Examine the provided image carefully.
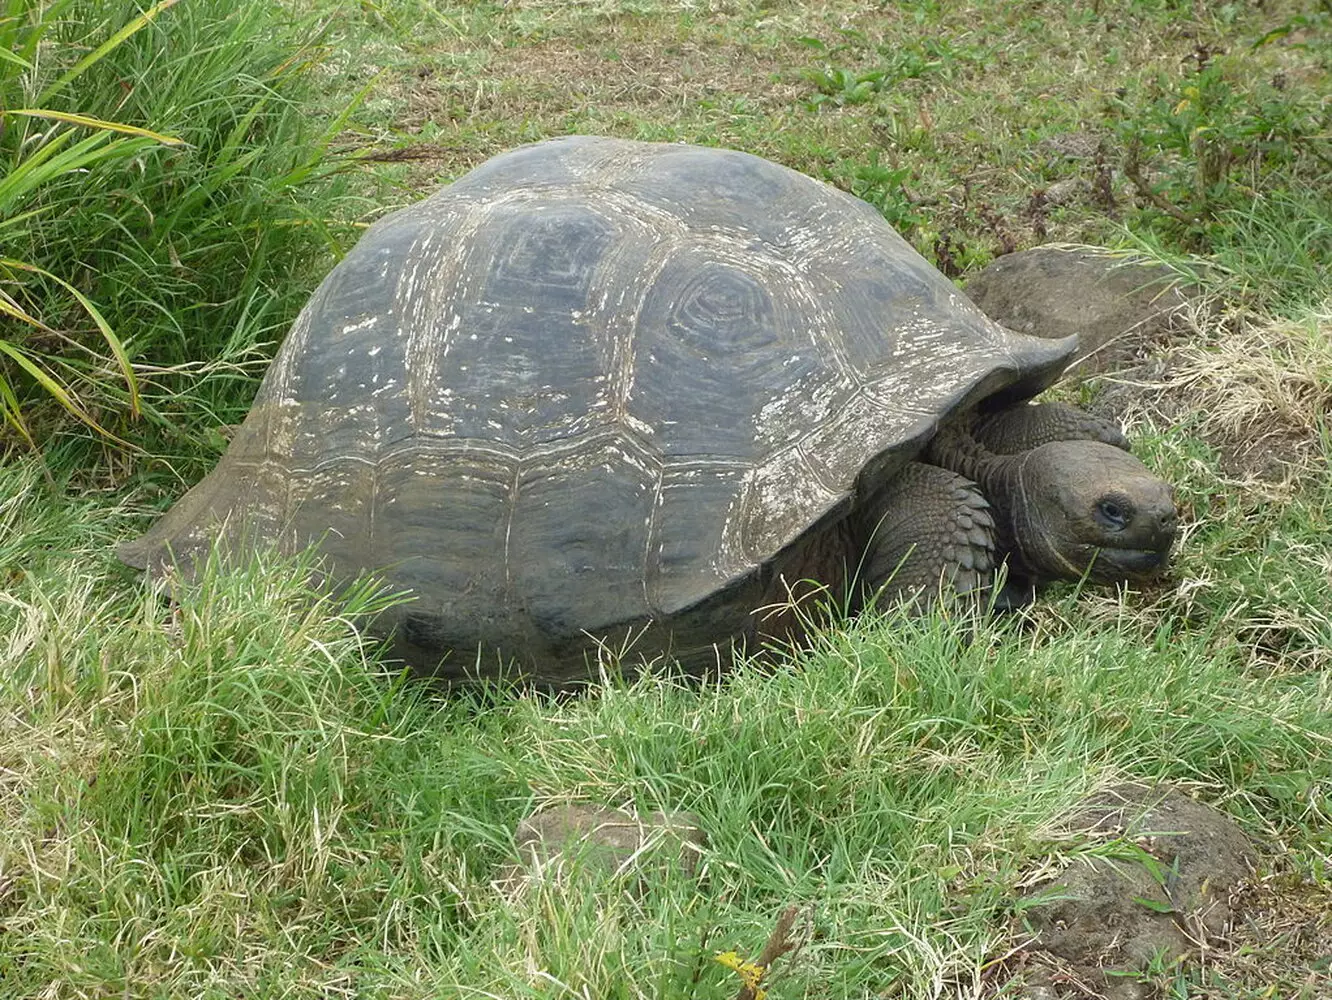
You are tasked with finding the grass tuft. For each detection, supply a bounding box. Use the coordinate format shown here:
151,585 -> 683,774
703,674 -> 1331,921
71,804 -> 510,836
1,0 -> 363,454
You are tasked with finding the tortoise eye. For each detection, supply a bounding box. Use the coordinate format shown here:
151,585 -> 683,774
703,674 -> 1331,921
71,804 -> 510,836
1097,499 -> 1130,529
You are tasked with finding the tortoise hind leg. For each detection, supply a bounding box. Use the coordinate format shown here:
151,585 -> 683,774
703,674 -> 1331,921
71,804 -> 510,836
856,462 -> 1001,610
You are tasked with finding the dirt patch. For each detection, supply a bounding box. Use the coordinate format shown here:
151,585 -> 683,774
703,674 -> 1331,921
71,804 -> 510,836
364,27 -> 810,183
485,35 -> 805,111
394,26 -> 806,143
1217,867 -> 1332,995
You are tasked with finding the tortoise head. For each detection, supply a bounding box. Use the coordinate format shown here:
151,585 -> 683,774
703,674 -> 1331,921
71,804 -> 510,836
1003,440 -> 1178,584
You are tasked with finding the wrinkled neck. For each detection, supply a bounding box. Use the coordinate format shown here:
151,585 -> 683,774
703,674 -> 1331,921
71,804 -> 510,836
928,419 -> 1015,494
927,419 -> 1029,567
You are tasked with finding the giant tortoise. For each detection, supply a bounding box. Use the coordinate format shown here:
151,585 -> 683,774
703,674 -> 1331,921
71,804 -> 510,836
118,136 -> 1178,684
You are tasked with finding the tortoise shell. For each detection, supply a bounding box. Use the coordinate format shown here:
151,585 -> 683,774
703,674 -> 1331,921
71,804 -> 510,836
119,137 -> 1073,680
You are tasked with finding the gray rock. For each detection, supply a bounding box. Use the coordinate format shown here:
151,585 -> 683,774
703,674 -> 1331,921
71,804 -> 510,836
508,803 -> 707,880
1012,782 -> 1257,999
1042,178 -> 1086,206
1065,782 -> 1257,941
964,247 -> 1199,377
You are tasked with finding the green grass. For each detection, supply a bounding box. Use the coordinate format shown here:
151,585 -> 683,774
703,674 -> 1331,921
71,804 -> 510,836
329,0 -> 1332,312
1,0 -> 365,455
2,1 -> 1331,997
3,450 -> 1330,996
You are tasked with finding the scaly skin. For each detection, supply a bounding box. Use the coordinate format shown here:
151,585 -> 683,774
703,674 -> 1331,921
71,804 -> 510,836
924,406 -> 1178,589
972,401 -> 1129,454
857,463 -> 999,607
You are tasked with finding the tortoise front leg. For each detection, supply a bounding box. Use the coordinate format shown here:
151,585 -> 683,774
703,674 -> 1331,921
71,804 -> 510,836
856,461 -> 1001,610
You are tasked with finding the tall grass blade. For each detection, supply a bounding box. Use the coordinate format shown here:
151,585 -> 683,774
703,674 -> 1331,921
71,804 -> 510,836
0,371 -> 37,448
0,132 -> 132,208
0,292 -> 52,331
1,258 -> 141,418
1,0 -> 353,449
0,46 -> 31,71
4,109 -> 184,145
0,340 -> 128,445
36,0 -> 183,105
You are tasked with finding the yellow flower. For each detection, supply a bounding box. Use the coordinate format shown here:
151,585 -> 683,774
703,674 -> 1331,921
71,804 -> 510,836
1174,85 -> 1201,115
714,950 -> 768,1000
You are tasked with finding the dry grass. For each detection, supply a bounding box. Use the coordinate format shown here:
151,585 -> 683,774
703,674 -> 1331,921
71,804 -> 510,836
1093,300 -> 1332,494
1164,307 -> 1332,487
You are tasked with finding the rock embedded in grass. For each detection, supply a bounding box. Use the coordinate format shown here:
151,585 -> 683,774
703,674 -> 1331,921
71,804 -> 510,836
1041,178 -> 1087,207
965,246 -> 1200,377
1037,131 -> 1107,160
1012,782 -> 1257,1000
506,803 -> 707,881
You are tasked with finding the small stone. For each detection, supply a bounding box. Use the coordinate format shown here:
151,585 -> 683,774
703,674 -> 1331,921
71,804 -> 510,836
1038,130 -> 1104,159
1042,178 -> 1086,206
507,803 -> 707,881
